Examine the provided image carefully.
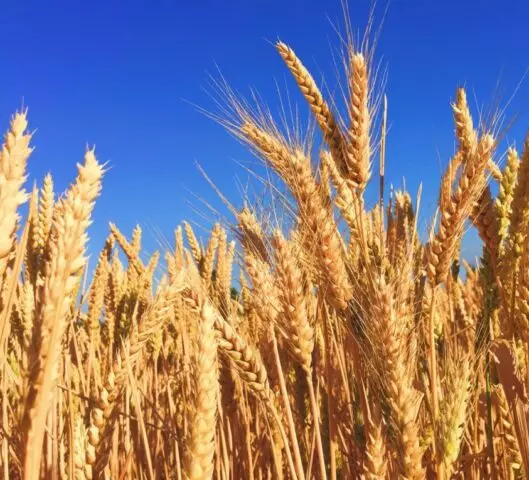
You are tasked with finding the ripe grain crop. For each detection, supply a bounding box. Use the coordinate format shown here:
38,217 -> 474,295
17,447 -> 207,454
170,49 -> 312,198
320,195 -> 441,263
1,14 -> 529,480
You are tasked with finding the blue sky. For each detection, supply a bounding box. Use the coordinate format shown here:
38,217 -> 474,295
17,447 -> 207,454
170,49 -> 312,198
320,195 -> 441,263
1,0 -> 529,262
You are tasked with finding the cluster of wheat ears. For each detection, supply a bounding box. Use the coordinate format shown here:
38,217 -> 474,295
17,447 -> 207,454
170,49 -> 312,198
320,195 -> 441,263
1,19 -> 529,480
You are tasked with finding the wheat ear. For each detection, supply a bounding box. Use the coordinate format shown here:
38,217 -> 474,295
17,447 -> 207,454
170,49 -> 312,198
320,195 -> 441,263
426,134 -> 494,285
496,148 -> 519,252
185,302 -> 218,480
0,111 -> 33,276
347,52 -> 371,190
22,149 -> 103,479
276,41 -> 348,176
184,221 -> 203,264
437,356 -> 470,477
272,230 -> 314,373
373,281 -> 424,479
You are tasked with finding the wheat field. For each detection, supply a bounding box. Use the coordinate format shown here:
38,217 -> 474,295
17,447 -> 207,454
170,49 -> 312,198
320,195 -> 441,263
0,16 -> 528,480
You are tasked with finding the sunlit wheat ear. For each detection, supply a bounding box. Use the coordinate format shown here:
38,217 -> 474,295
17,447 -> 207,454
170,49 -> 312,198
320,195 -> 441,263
214,229 -> 233,315
237,207 -> 269,262
244,251 -> 279,323
33,173 -> 54,266
185,302 -> 218,480
102,252 -> 121,362
239,121 -> 292,180
87,247 -> 110,350
516,251 -> 529,336
0,111 -> 33,276
185,291 -> 272,401
503,135 -> 529,274
437,355 -> 470,477
109,222 -> 145,274
427,89 -> 492,284
347,52 -> 371,190
175,224 -> 185,269
496,148 -> 519,251
201,223 -> 220,288
426,134 -> 494,285
363,411 -> 388,480
495,385 -> 523,474
282,149 -> 352,310
184,221 -> 203,264
223,240 -> 235,295
73,417 -> 88,480
22,148 -> 104,479
321,149 -> 367,246
452,88 -> 478,161
453,91 -> 501,265
130,224 -> 142,255
471,185 -> 500,262
371,280 -> 424,479
276,41 -> 349,176
272,230 -> 314,373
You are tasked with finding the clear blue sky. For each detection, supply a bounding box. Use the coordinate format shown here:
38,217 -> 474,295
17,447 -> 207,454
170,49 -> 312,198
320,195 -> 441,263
1,1 -> 529,262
